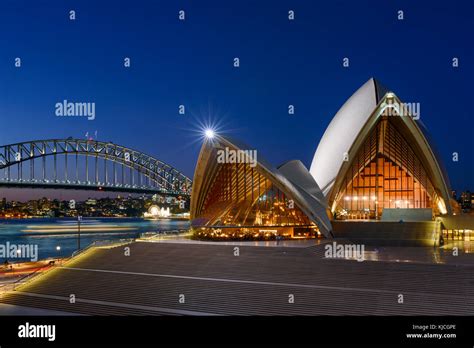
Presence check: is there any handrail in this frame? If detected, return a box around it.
[0,258,62,293]
[0,239,136,294]
[71,238,135,258]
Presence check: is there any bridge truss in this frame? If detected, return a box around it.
[0,139,192,196]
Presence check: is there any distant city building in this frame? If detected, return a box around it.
[144,205,171,219]
[0,195,186,219]
[460,191,472,210]
[85,199,97,205]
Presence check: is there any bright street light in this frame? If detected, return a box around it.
[204,129,215,139]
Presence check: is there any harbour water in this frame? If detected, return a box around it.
[0,218,190,262]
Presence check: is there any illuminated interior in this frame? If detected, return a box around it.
[190,135,327,239]
[194,161,318,238]
[202,163,311,222]
[332,116,441,220]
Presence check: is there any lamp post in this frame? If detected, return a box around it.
[77,215,82,251]
[56,245,61,264]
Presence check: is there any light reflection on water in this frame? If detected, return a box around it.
[0,218,189,262]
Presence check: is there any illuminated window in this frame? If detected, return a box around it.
[333,117,436,219]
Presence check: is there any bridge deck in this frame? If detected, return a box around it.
[0,181,187,196]
[1,241,473,315]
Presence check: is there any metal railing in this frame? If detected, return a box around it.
[0,258,63,293]
[139,229,190,240]
[71,238,135,258]
[0,239,136,295]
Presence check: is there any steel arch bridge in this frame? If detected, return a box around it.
[0,139,192,196]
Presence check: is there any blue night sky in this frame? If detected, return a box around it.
[0,0,472,198]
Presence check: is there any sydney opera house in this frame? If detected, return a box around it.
[190,78,471,245]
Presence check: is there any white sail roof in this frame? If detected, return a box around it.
[310,78,387,196]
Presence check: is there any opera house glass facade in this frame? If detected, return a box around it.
[190,136,332,239]
[191,78,454,239]
[332,117,436,220]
